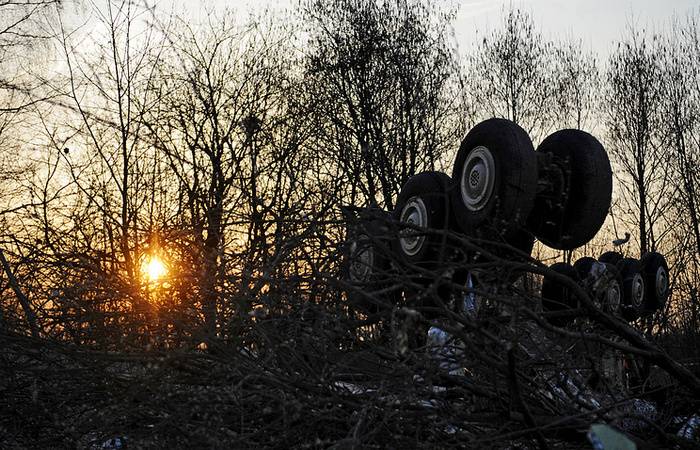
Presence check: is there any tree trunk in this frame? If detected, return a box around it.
[0,249,38,337]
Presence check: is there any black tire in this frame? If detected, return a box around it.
[530,130,612,250]
[618,258,646,321]
[343,210,396,315]
[640,252,670,313]
[393,171,454,267]
[573,256,597,280]
[600,263,623,315]
[503,228,536,258]
[541,262,579,326]
[599,251,623,265]
[451,118,537,234]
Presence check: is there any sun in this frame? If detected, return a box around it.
[142,256,167,282]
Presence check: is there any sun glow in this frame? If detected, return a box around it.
[142,256,167,282]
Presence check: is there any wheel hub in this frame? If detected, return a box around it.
[461,146,496,211]
[469,163,485,190]
[399,197,428,257]
[349,235,374,282]
[606,280,621,313]
[631,273,645,307]
[656,267,668,300]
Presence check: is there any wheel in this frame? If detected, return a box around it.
[541,262,579,326]
[617,258,646,321]
[393,171,454,267]
[573,256,597,280]
[600,263,623,315]
[529,130,612,250]
[599,251,623,265]
[574,257,622,314]
[503,228,536,258]
[451,118,537,234]
[344,210,396,314]
[640,252,670,313]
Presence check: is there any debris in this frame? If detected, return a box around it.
[677,414,700,441]
[587,424,636,450]
[101,437,126,449]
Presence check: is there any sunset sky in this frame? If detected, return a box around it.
[167,0,700,58]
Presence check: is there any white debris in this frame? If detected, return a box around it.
[333,381,372,395]
[620,399,657,431]
[587,424,636,450]
[677,414,700,441]
[427,326,464,375]
[101,437,126,449]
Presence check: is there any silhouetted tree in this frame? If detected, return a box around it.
[467,8,554,140]
[551,38,600,131]
[605,29,672,255]
[302,0,462,210]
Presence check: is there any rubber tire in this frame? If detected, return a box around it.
[640,252,670,313]
[601,263,624,315]
[344,210,396,315]
[573,256,597,280]
[618,258,646,321]
[504,228,536,258]
[393,171,454,267]
[599,251,623,266]
[541,262,579,326]
[530,130,612,250]
[451,118,537,234]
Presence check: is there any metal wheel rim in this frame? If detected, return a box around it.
[460,146,496,211]
[656,266,668,300]
[349,234,374,282]
[399,197,428,257]
[606,280,621,313]
[631,273,645,307]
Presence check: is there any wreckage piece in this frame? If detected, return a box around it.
[618,258,646,321]
[574,258,623,315]
[639,251,669,314]
[599,251,623,265]
[450,118,537,236]
[541,262,580,326]
[529,129,612,250]
[392,171,469,319]
[393,171,455,267]
[598,263,624,315]
[596,251,670,318]
[341,207,398,315]
[574,256,598,280]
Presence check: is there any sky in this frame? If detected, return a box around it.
[453,0,700,57]
[47,0,700,85]
[176,0,700,59]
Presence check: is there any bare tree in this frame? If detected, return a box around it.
[551,38,600,132]
[466,7,554,141]
[661,15,700,258]
[604,28,673,255]
[142,12,324,339]
[0,0,70,335]
[302,0,461,210]
[658,13,700,340]
[0,0,70,115]
[2,2,700,448]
